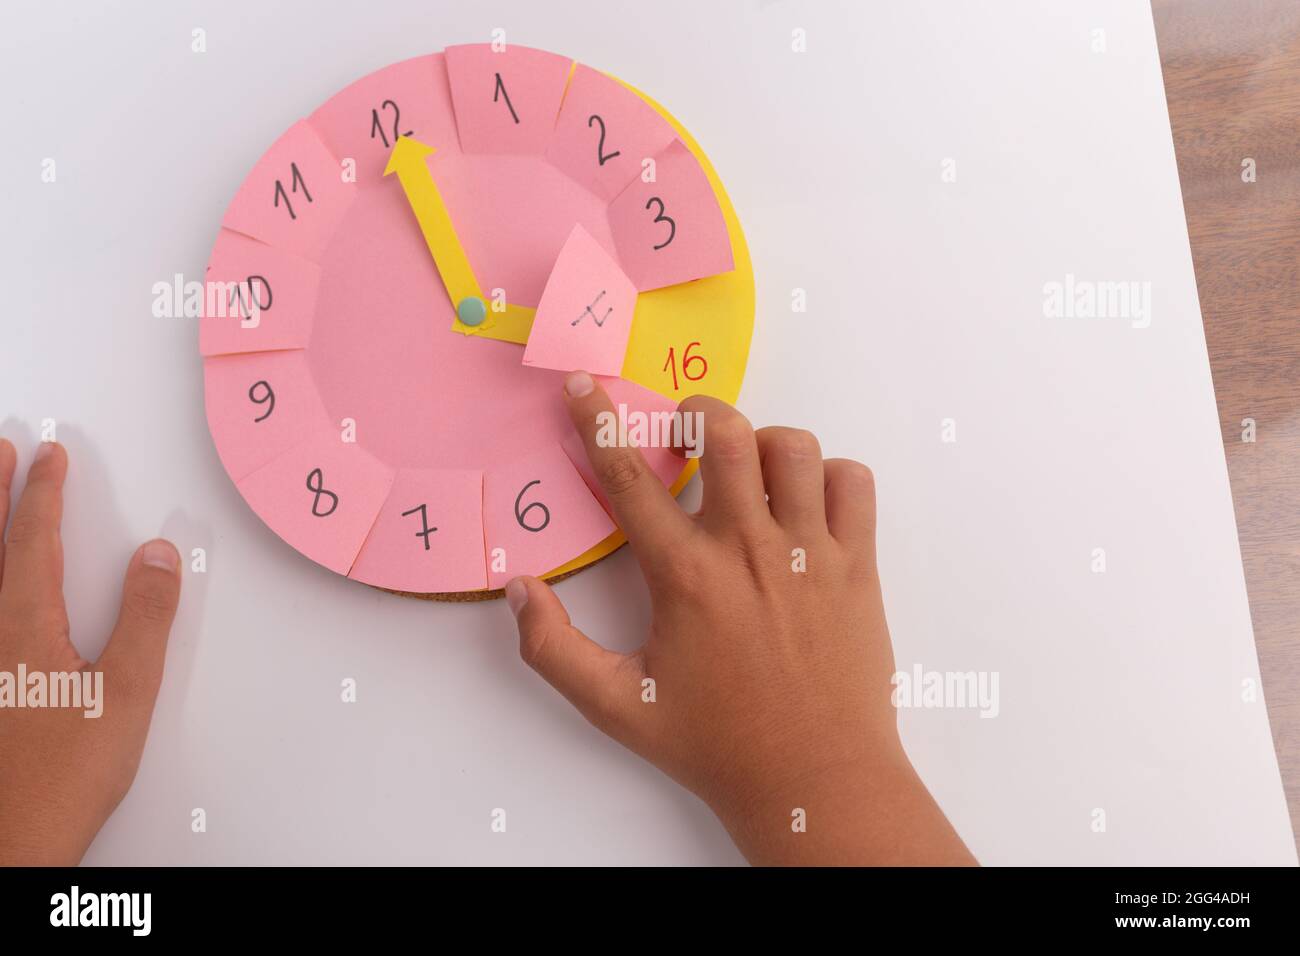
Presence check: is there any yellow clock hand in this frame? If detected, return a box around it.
[384,136,534,344]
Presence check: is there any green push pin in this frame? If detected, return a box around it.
[457,296,488,327]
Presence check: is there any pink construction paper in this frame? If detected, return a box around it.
[561,376,688,516]
[237,425,395,576]
[203,350,329,482]
[349,467,487,593]
[304,173,586,474]
[432,150,614,308]
[221,120,355,263]
[483,443,615,587]
[607,139,734,291]
[444,44,572,154]
[545,64,678,200]
[200,229,320,356]
[521,223,638,377]
[308,53,460,187]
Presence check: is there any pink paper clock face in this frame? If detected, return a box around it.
[201,46,754,594]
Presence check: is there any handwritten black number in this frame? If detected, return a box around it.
[493,72,520,124]
[401,503,438,550]
[248,380,275,422]
[572,290,612,328]
[229,274,272,318]
[273,162,312,221]
[369,99,413,148]
[645,196,676,250]
[514,480,550,533]
[306,467,339,518]
[588,114,620,166]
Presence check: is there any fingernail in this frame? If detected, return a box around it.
[564,371,594,398]
[505,578,528,617]
[141,539,179,573]
[35,442,55,461]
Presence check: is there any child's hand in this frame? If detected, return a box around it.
[507,374,975,865]
[0,440,181,865]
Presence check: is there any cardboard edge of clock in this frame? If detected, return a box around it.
[374,546,614,602]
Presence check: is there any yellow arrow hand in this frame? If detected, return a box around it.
[385,136,534,344]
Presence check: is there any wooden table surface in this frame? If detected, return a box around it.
[1153,0,1300,856]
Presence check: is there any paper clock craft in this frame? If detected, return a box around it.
[201,46,755,594]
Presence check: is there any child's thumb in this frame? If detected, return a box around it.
[97,539,181,716]
[506,576,641,736]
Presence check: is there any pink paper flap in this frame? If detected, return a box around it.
[200,229,320,356]
[308,54,460,187]
[221,120,355,263]
[349,467,487,593]
[545,64,678,200]
[237,426,395,576]
[483,443,615,587]
[444,43,572,154]
[203,350,329,483]
[607,139,734,291]
[561,376,688,515]
[522,223,638,377]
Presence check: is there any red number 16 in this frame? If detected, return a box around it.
[662,342,708,392]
